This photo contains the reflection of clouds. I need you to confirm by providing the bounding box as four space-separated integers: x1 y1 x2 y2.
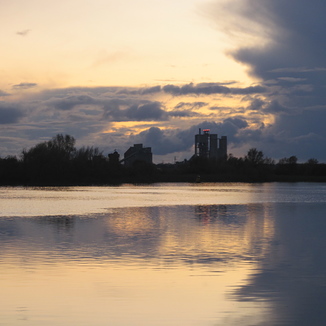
158 204 275 266
0 204 275 268
105 207 157 237
3 197 326 324
0 203 278 325
233 203 326 326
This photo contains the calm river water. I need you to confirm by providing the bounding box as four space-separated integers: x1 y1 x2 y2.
1 183 326 326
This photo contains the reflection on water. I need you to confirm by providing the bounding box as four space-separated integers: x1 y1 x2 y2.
1 183 326 325
233 202 326 326
2 182 326 217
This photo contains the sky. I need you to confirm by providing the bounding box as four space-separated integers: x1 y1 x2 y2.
1 0 326 163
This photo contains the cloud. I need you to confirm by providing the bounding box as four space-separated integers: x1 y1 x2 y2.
140 86 161 95
207 0 326 93
116 83 266 97
0 76 325 162
103 101 168 122
131 127 184 155
0 104 24 124
174 102 207 110
277 77 306 83
202 0 326 161
49 95 96 111
169 102 207 118
162 82 266 96
13 83 37 89
125 102 168 121
270 67 326 73
0 90 10 97
16 29 31 36
168 110 198 118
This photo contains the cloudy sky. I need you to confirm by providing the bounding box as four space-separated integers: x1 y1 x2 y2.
1 0 326 163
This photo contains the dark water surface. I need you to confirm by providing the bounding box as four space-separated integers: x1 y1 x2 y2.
1 183 326 325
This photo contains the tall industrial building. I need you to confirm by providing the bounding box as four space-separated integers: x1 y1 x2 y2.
194 128 227 160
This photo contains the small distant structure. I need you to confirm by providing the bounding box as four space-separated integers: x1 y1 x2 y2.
108 150 120 165
194 128 227 160
122 144 153 167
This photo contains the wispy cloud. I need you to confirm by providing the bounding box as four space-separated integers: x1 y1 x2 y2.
137 82 267 96
16 29 31 36
0 90 10 97
13 83 37 90
270 67 326 73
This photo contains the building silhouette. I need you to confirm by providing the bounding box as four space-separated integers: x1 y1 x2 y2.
194 128 227 160
108 150 120 166
123 144 153 167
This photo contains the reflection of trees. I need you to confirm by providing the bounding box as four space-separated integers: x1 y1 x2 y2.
195 205 227 222
195 205 258 227
36 216 75 231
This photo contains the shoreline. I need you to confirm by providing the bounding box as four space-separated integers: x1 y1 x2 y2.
2 173 326 187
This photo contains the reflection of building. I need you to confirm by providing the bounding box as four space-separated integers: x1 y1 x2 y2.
123 144 153 167
195 128 227 160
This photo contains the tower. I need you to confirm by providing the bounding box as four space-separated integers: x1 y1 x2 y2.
194 128 227 160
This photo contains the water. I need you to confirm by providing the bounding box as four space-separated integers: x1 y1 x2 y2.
1 183 326 326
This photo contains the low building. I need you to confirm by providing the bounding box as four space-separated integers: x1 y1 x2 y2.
123 144 153 167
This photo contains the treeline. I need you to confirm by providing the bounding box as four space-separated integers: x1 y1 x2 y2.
178 148 326 182
0 134 123 185
1 134 326 185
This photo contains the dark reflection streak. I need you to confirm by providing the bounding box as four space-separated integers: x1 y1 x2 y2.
231 202 326 326
35 216 75 231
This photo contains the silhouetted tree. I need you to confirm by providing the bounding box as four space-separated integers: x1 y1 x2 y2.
306 158 318 165
278 156 298 165
302 158 320 176
22 134 76 184
242 148 275 180
0 155 23 184
245 148 265 165
276 155 298 175
48 134 76 158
